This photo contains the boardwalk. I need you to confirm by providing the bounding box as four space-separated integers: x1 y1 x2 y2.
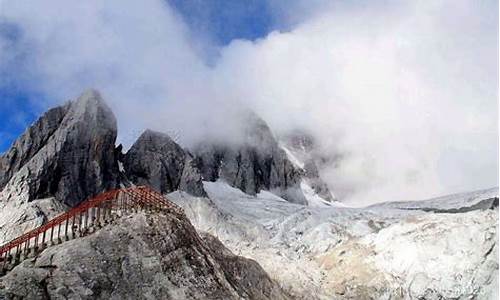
0 186 183 274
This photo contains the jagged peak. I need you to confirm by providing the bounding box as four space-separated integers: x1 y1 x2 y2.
75 88 103 104
132 129 181 150
66 89 116 127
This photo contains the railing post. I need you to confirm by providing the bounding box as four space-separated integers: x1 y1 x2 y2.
109 202 114 221
89 207 93 232
41 230 47 249
65 218 69 241
15 245 21 264
72 215 76 239
33 234 39 254
97 206 102 228
24 240 29 257
8 248 12 263
50 226 55 245
57 223 62 244
79 212 83 237
91 207 96 230
84 209 88 235
102 203 107 224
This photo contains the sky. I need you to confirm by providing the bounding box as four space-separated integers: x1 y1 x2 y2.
0 0 498 205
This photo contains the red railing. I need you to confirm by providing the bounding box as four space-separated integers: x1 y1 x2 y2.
0 186 183 270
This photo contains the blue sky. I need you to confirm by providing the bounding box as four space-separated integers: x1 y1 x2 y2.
169 0 276 45
0 0 277 153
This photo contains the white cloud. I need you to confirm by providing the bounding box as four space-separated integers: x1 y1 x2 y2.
212 0 498 205
0 0 497 205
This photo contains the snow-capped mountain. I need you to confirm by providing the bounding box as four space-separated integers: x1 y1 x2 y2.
170 181 498 299
0 90 497 299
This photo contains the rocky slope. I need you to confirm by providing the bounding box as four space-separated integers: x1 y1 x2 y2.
0 211 289 300
170 183 499 299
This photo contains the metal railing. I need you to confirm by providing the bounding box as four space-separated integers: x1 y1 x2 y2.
0 186 183 272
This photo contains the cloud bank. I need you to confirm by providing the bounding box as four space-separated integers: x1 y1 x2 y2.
0 0 497 205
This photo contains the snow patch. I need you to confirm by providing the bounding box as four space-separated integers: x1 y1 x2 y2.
118 161 125 172
301 180 345 208
280 143 305 169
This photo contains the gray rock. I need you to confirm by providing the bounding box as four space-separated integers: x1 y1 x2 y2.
194 112 306 204
280 130 336 202
0 89 119 207
0 105 68 190
200 232 289 300
179 154 207 197
302 160 335 202
124 130 206 197
0 212 289 300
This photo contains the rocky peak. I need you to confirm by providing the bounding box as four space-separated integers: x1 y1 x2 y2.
0 105 69 190
0 89 119 207
193 111 307 204
280 129 316 155
124 129 206 197
280 130 336 202
242 111 277 153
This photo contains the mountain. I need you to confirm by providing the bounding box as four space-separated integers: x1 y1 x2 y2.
0 90 332 245
192 112 310 205
0 89 497 299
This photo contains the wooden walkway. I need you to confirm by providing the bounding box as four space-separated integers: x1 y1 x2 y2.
0 186 183 273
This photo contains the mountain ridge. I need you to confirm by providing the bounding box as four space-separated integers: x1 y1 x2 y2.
0 89 336 209
0 89 497 299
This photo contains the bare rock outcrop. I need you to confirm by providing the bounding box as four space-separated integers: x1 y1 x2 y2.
0 212 288 300
124 130 207 197
0 89 120 207
194 112 306 204
0 105 68 189
279 130 336 202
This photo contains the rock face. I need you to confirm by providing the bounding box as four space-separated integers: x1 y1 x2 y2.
0 92 326 206
0 90 120 207
279 130 336 202
124 130 206 197
194 112 306 204
0 105 68 190
200 232 286 300
0 212 288 300
179 154 207 197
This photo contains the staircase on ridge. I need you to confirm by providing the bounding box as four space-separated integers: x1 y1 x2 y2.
0 186 183 274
